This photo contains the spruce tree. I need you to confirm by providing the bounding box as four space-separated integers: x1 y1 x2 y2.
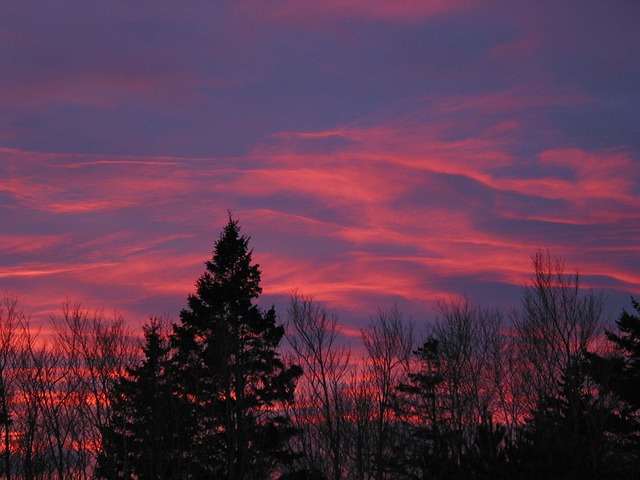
598 298 640 409
171 215 301 479
97 319 191 480
519 356 609 480
586 298 640 477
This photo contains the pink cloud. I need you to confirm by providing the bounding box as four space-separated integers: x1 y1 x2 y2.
0 264 76 279
0 150 195 214
2 94 638 326
265 114 636 235
0 234 67 255
0 1 637 336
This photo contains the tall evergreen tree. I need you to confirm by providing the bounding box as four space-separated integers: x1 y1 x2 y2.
171 215 301 479
97 319 191 479
517 355 610 480
394 337 448 479
595 298 640 409
586 297 640 477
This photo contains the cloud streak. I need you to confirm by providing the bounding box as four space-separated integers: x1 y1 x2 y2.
0 1 638 328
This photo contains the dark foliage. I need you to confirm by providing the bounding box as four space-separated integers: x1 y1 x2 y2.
586 297 640 477
394 337 446 479
170 215 302 479
395 339 517 480
97 319 192 479
98 216 302 480
515 357 610 480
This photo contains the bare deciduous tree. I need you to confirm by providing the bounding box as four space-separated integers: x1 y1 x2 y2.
0 300 137 480
51 301 137 474
432 297 505 453
512 249 604 408
0 294 25 480
347 366 374 480
286 291 352 480
361 305 414 480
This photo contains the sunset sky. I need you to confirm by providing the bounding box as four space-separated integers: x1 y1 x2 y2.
1 1 639 335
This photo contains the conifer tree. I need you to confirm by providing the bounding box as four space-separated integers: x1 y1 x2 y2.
586 298 640 477
597 298 640 409
519 356 609 480
97 319 191 479
171 215 301 479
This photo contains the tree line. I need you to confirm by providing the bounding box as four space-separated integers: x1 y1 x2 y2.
0 216 639 479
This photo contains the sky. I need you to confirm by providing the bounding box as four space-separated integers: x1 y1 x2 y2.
1 1 639 335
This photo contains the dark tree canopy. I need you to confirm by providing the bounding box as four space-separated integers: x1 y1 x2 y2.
600 298 640 409
97 319 192 480
171 215 302 479
586 298 640 478
97 216 301 480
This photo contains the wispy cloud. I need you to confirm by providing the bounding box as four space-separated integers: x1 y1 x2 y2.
0 1 638 327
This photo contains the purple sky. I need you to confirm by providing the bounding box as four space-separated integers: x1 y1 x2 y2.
1 1 639 334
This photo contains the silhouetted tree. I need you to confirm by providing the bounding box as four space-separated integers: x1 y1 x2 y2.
431 298 505 462
510 250 607 480
395 337 446 479
0 295 24 480
394 298 511 480
586 297 640 477
171 215 302 479
11 322 46 480
286 292 351 480
347 365 375 480
516 356 610 480
591 298 640 410
52 302 136 475
512 249 603 411
97 319 191 479
361 306 414 480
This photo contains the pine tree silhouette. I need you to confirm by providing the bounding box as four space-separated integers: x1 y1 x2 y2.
171 215 302 479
